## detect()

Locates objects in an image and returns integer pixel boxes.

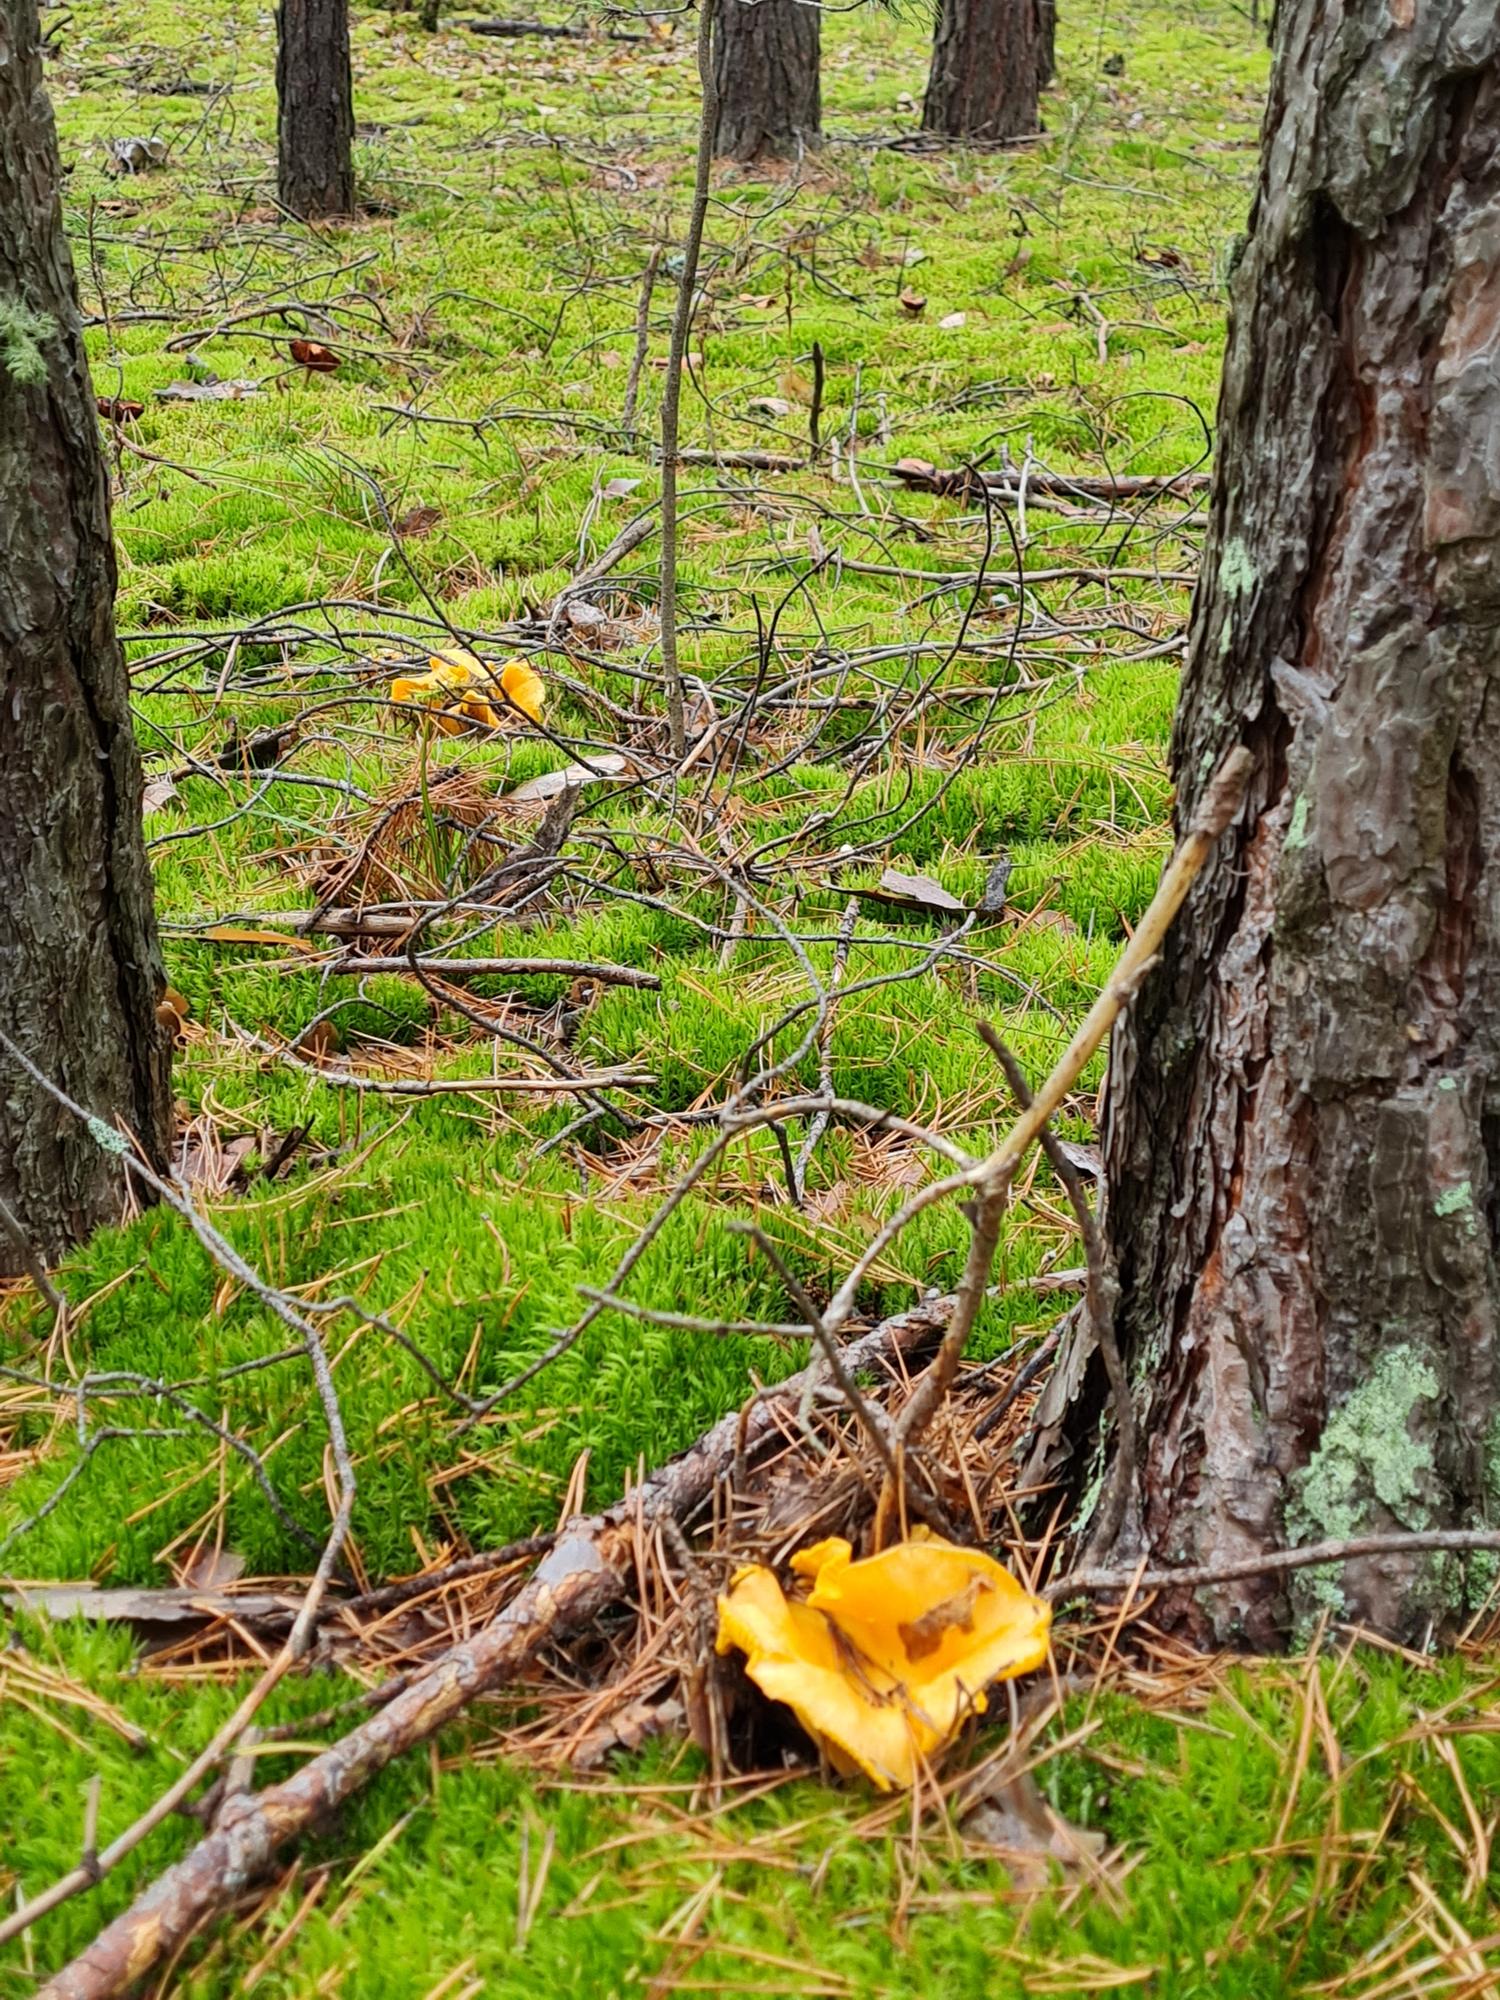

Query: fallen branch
[322,953,660,989]
[888,458,1213,503]
[34,1294,954,2000]
[674,447,803,473]
[461,16,583,35]
[1052,1528,1500,1602]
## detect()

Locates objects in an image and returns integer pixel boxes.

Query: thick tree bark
[0,0,172,1275]
[921,0,1040,142]
[1035,0,1055,89]
[712,0,820,164]
[276,0,355,219]
[1040,4,1500,1647]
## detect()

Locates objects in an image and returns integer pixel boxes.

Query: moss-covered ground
[5,0,1500,1992]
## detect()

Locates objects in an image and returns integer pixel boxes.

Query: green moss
[0,296,52,385]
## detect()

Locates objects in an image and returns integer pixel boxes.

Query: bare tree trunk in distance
[1042,4,1500,1647]
[0,0,173,1274]
[276,0,355,218]
[713,0,820,164]
[921,0,1040,142]
[1035,0,1055,88]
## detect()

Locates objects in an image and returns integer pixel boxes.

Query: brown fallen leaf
[899,288,927,316]
[97,395,145,421]
[393,503,443,538]
[289,338,340,372]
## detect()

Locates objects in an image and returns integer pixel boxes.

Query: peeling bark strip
[0,0,172,1274]
[712,0,820,164]
[37,1297,953,2000]
[1060,5,1500,1646]
[921,0,1040,144]
[276,0,355,219]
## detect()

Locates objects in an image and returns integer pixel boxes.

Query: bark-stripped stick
[32,1295,954,2000]
[887,746,1253,1479]
[657,0,717,760]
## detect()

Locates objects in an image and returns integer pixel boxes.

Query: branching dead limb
[30,1295,953,1999]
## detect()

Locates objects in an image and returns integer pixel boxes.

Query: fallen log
[36,1294,954,2000]
[887,457,1213,503]
[462,16,583,35]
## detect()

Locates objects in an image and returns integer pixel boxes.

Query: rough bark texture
[276,0,355,219]
[921,0,1040,142]
[712,0,820,164]
[0,0,172,1276]
[1045,3,1500,1647]
[1035,0,1056,89]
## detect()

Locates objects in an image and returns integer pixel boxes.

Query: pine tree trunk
[921,0,1040,142]
[713,0,820,164]
[1035,0,1055,88]
[0,0,173,1275]
[1041,4,1500,1647]
[276,0,355,219]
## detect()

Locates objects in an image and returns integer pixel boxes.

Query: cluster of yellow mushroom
[716,1531,1051,1791]
[389,647,546,733]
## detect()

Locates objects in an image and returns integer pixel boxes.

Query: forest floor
[5,1,1500,1995]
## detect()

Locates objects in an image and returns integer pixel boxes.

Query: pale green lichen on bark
[0,297,54,386]
[1434,1180,1478,1235]
[1288,1345,1440,1623]
[1284,794,1311,851]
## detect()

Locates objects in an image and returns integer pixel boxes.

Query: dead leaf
[179,1547,246,1591]
[506,753,631,804]
[155,379,261,403]
[600,475,641,499]
[393,504,443,538]
[746,396,795,419]
[898,1576,983,1660]
[289,338,340,372]
[97,395,145,420]
[106,135,168,174]
[564,599,610,634]
[202,925,318,951]
[1053,1139,1101,1178]
[898,288,928,316]
[141,772,178,815]
[939,311,968,330]
[859,868,967,921]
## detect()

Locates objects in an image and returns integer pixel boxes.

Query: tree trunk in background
[276,0,355,218]
[1035,0,1055,88]
[1034,4,1500,1647]
[922,0,1040,142]
[0,0,172,1274]
[713,0,820,164]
